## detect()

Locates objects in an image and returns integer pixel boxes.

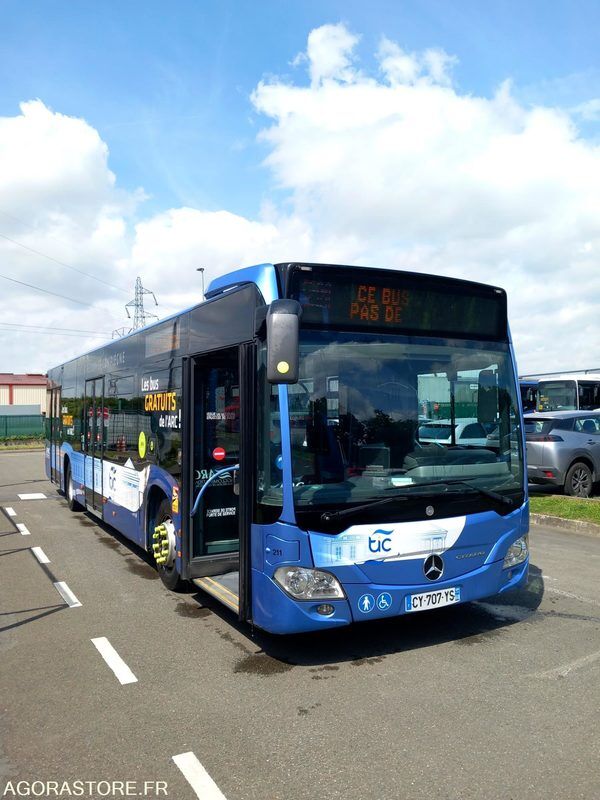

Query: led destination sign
[288,268,506,339]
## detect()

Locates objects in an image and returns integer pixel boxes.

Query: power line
[0,272,95,307]
[0,321,111,335]
[0,271,145,327]
[0,227,130,295]
[0,209,34,229]
[0,327,111,339]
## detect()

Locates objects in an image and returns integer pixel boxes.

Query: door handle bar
[190,464,240,518]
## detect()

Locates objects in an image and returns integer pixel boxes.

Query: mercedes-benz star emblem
[423,554,444,581]
[425,505,435,517]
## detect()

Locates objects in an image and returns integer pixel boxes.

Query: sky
[1,0,600,375]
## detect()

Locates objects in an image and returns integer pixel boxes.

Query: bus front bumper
[251,558,529,635]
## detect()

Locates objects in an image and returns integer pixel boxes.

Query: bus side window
[579,382,600,411]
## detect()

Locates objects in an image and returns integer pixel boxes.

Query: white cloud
[0,100,113,220]
[422,48,458,87]
[301,23,361,87]
[250,24,600,373]
[377,38,457,87]
[1,25,600,377]
[572,97,600,121]
[377,39,420,85]
[0,101,138,370]
[128,207,317,301]
[128,208,284,314]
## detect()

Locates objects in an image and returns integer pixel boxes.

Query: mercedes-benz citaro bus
[46,263,529,634]
[536,373,600,412]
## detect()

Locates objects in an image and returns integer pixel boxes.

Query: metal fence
[421,402,478,419]
[0,414,45,438]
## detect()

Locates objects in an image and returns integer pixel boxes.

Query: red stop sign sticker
[212,447,226,461]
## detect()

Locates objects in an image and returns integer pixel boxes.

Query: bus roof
[48,261,509,373]
[48,264,278,373]
[537,373,600,382]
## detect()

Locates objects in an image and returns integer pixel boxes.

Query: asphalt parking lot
[1,451,599,800]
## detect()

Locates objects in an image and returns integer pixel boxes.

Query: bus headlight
[503,535,529,569]
[274,566,345,600]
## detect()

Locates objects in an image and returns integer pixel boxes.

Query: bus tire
[153,498,186,591]
[564,461,593,498]
[65,462,83,511]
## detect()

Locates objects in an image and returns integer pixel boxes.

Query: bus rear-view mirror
[478,369,498,424]
[266,299,302,384]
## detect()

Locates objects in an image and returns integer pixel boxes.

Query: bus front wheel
[152,498,185,591]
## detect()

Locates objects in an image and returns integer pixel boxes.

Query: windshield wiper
[430,479,516,507]
[383,477,517,507]
[320,478,517,522]
[321,494,408,522]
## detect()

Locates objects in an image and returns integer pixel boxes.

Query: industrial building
[0,373,48,414]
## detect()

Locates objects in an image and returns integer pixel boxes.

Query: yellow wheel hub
[152,520,175,567]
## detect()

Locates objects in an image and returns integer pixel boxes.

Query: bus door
[185,343,254,620]
[49,386,62,483]
[190,348,241,566]
[84,377,105,514]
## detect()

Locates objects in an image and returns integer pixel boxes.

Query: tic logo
[368,529,393,554]
[108,465,117,493]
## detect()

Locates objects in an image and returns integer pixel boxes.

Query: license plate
[405,587,461,613]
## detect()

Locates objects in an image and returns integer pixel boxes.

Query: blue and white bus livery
[46,262,528,634]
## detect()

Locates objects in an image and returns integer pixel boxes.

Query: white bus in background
[537,373,600,412]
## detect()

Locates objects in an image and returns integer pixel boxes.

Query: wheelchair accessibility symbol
[358,594,375,614]
[377,592,393,611]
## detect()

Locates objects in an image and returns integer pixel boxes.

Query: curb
[531,513,600,538]
[0,447,45,453]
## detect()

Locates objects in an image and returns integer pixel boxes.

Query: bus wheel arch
[564,459,594,498]
[63,457,82,512]
[146,489,185,591]
[145,486,167,548]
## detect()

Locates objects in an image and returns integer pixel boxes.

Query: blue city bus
[46,263,529,634]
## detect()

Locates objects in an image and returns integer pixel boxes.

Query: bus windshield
[537,380,577,411]
[283,330,523,513]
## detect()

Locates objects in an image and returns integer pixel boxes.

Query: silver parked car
[525,411,600,497]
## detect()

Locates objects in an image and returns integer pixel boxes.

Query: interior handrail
[190,464,240,518]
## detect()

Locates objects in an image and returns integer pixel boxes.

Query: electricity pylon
[111,326,129,339]
[125,277,159,330]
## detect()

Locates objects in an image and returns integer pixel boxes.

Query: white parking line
[31,546,50,564]
[16,523,31,536]
[546,585,600,608]
[18,493,47,500]
[53,581,82,608]
[91,637,138,685]
[532,649,600,679]
[4,507,16,517]
[172,752,228,800]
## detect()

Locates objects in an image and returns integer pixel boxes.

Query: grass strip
[0,439,45,451]
[530,495,600,525]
